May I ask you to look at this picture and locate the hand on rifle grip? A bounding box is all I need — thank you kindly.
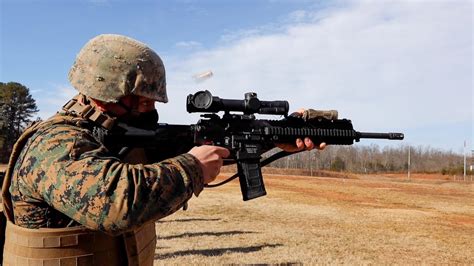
[188,145,230,184]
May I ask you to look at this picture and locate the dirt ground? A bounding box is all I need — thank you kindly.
[154,172,474,265]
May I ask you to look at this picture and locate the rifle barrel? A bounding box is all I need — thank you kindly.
[358,132,404,140]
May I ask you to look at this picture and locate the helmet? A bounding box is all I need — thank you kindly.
[68,34,168,103]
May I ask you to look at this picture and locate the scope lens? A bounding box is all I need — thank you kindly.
[193,91,213,109]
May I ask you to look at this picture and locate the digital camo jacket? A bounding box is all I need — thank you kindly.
[8,114,204,235]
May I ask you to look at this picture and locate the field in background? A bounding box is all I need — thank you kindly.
[1,164,472,263]
[154,171,473,264]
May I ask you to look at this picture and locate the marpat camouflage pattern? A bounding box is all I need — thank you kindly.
[9,113,203,235]
[68,34,168,103]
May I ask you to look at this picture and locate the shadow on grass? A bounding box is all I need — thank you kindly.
[154,243,283,259]
[157,218,221,223]
[157,230,256,240]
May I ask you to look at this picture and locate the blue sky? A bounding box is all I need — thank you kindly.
[1,0,472,153]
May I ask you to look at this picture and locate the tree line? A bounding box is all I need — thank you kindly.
[265,144,470,175]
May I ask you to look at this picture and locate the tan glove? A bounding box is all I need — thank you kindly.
[300,109,338,121]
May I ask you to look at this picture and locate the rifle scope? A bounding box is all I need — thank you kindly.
[187,90,289,115]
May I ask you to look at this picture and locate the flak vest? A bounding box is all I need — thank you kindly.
[1,115,156,265]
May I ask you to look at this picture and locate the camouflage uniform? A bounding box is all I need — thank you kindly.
[1,35,203,264]
[8,112,203,235]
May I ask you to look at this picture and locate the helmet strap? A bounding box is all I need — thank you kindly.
[62,94,116,130]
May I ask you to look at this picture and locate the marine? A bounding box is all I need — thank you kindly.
[1,34,318,265]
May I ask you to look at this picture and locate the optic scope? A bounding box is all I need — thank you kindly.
[186,90,289,115]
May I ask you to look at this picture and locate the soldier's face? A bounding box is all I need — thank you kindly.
[120,95,156,113]
[117,95,159,129]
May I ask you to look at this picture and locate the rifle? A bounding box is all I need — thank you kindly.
[106,91,404,201]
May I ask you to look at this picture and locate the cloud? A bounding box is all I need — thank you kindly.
[175,41,202,49]
[163,0,472,143]
[34,84,76,120]
[27,1,471,150]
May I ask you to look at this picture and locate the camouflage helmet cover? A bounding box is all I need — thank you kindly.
[68,34,168,103]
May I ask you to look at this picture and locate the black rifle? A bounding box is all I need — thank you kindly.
[106,91,404,201]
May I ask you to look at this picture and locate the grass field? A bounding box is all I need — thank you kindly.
[1,164,472,264]
[154,172,474,264]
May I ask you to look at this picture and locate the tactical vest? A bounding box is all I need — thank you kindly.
[1,113,156,265]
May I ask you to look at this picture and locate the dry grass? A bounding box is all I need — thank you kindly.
[154,173,474,265]
[1,163,471,264]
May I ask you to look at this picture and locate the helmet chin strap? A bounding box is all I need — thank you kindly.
[62,94,116,130]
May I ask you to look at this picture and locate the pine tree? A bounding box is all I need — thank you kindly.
[0,82,39,163]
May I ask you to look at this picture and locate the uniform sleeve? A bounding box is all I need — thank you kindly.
[15,125,204,235]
